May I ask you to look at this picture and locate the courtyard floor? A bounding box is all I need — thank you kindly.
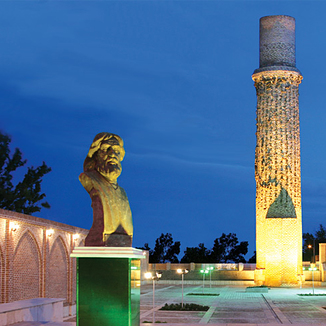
[12,284,326,325]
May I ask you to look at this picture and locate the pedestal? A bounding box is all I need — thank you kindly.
[71,247,146,326]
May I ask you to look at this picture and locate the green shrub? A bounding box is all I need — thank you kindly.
[298,293,326,296]
[160,303,209,311]
[143,321,167,323]
[187,293,219,296]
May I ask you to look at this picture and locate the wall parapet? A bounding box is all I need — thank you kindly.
[0,209,87,234]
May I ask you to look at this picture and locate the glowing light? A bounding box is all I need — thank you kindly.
[145,272,161,280]
[73,234,80,241]
[177,268,188,274]
[9,222,19,231]
[46,229,54,237]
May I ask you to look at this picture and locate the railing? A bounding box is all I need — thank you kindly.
[148,262,256,271]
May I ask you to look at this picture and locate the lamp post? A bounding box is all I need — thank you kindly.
[206,266,214,288]
[308,238,316,264]
[200,269,208,293]
[145,271,162,323]
[307,238,317,295]
[308,266,317,295]
[177,269,188,308]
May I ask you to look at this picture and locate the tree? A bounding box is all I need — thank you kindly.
[136,242,153,258]
[303,224,326,261]
[180,243,210,263]
[0,132,51,215]
[139,233,181,263]
[210,233,248,263]
[180,233,249,263]
[247,251,256,263]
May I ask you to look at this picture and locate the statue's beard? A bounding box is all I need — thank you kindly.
[97,159,122,182]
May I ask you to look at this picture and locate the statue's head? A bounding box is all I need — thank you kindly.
[83,133,125,183]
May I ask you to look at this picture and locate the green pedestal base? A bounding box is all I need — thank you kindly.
[71,247,144,326]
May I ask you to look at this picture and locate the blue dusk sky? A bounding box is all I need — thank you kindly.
[1,1,325,259]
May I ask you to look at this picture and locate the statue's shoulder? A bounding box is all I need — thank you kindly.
[119,186,127,196]
[117,185,128,198]
[79,172,95,193]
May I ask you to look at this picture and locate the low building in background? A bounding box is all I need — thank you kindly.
[145,259,326,286]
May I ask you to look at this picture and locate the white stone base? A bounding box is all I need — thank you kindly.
[71,246,146,259]
[0,298,64,326]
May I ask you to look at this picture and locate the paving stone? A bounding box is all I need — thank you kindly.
[12,284,326,325]
[208,318,270,324]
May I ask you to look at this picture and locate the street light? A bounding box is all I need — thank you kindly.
[177,269,188,308]
[200,269,209,293]
[308,238,316,264]
[145,271,162,323]
[206,266,214,288]
[303,265,318,295]
[307,238,317,295]
[308,266,317,295]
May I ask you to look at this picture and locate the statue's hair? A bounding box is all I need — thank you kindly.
[83,132,125,172]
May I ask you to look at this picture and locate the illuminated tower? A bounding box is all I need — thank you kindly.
[252,15,303,286]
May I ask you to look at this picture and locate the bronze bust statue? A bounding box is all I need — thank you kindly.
[79,133,133,247]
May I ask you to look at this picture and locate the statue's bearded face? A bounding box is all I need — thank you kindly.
[95,137,123,182]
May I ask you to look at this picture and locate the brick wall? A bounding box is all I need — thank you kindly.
[253,70,303,286]
[0,208,88,305]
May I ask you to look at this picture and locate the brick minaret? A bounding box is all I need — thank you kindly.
[252,15,303,286]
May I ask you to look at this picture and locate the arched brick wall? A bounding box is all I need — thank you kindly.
[0,247,3,303]
[12,231,41,301]
[0,209,88,305]
[46,236,68,300]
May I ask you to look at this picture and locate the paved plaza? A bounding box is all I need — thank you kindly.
[11,284,326,325]
[140,284,326,325]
